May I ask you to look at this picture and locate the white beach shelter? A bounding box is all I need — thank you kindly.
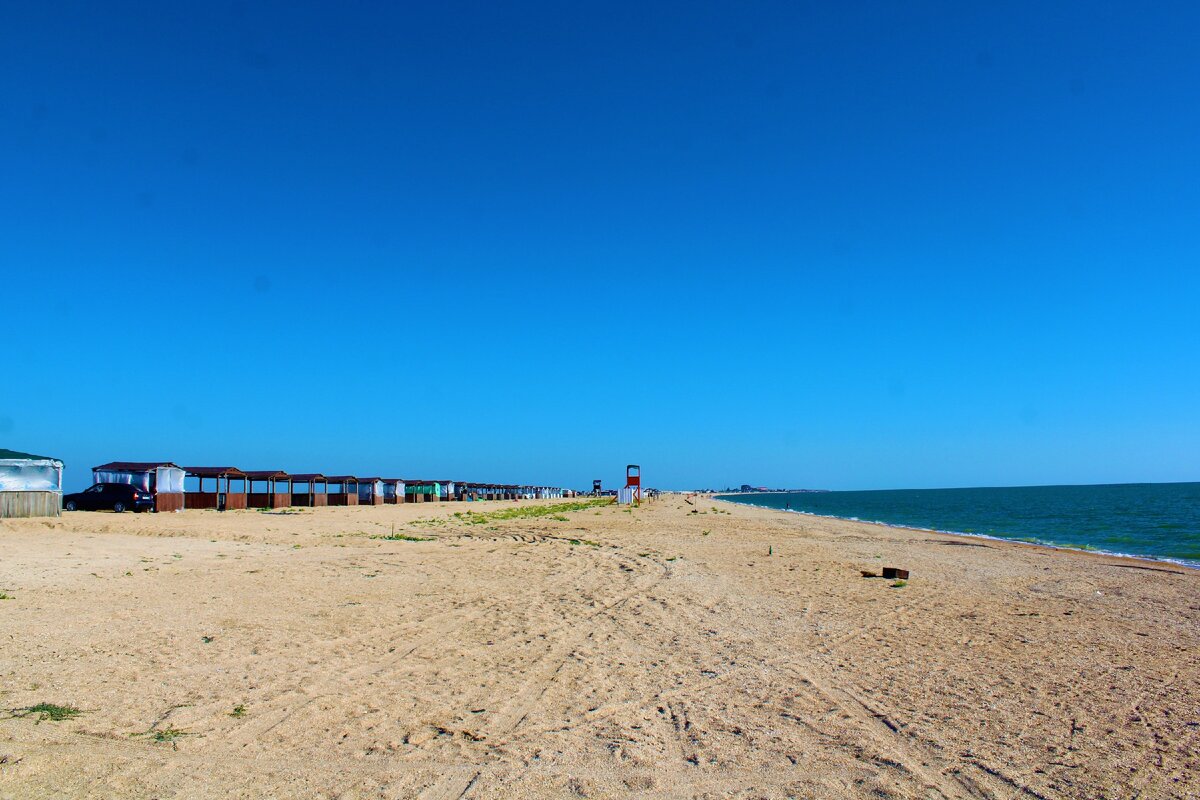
[0,448,64,518]
[93,464,185,493]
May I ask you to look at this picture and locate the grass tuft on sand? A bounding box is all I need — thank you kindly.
[13,703,82,722]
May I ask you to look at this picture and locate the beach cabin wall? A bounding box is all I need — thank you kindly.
[0,449,64,518]
[183,467,248,511]
[290,474,328,507]
[92,462,186,512]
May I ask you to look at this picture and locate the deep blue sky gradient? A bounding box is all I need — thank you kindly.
[3,1,1198,491]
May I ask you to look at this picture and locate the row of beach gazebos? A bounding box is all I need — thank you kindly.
[92,462,569,512]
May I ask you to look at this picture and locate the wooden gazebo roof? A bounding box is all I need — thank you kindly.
[183,466,245,478]
[243,470,290,480]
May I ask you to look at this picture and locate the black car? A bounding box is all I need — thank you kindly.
[63,483,156,513]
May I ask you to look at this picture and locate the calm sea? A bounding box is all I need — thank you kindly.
[717,483,1200,567]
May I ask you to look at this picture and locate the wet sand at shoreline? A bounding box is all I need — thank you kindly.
[1,495,1197,798]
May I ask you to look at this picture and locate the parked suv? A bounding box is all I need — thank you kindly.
[63,483,156,513]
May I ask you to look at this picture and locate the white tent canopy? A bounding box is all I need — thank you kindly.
[0,450,63,493]
[93,463,185,493]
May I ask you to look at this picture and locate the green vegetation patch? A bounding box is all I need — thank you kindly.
[148,725,190,744]
[454,498,613,525]
[371,533,435,542]
[13,703,83,722]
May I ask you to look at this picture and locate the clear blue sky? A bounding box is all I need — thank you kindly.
[3,1,1198,492]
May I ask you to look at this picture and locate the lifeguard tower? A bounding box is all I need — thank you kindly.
[626,464,641,505]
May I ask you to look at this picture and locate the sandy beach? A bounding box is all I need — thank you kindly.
[1,495,1197,799]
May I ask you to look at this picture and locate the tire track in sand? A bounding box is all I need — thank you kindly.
[218,538,607,749]
[778,663,995,800]
[415,554,670,799]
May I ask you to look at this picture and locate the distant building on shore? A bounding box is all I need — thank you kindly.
[719,485,827,494]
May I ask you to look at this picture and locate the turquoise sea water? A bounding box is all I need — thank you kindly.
[716,483,1200,567]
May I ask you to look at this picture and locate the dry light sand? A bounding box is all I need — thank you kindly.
[0,495,1198,799]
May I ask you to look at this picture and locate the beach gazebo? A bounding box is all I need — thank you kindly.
[92,461,186,512]
[290,474,328,507]
[0,448,64,518]
[325,476,359,506]
[382,479,405,504]
[244,470,291,509]
[183,467,247,511]
[405,480,443,503]
[357,477,385,505]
